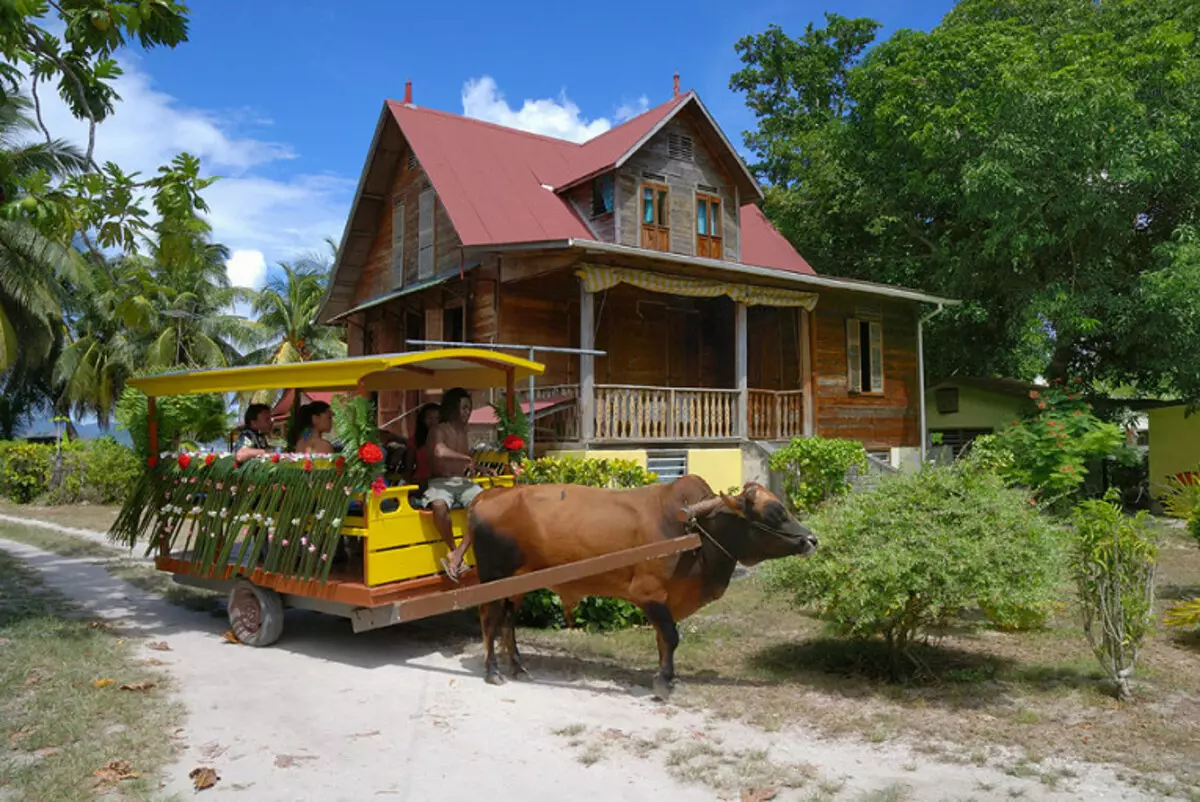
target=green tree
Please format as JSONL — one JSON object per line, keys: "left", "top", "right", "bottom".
{"left": 731, "top": 1, "right": 1200, "bottom": 401}
{"left": 245, "top": 259, "right": 346, "bottom": 366}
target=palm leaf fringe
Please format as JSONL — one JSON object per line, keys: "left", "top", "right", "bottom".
{"left": 108, "top": 454, "right": 373, "bottom": 585}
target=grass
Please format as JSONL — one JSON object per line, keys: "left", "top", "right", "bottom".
{"left": 0, "top": 549, "right": 183, "bottom": 801}
{"left": 0, "top": 501, "right": 121, "bottom": 532}
{"left": 518, "top": 522, "right": 1200, "bottom": 798}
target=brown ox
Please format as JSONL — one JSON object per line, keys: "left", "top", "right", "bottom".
{"left": 466, "top": 475, "right": 817, "bottom": 699}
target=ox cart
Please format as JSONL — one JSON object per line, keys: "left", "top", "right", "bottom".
{"left": 108, "top": 348, "right": 702, "bottom": 646}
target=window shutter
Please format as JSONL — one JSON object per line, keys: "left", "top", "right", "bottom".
{"left": 390, "top": 199, "right": 405, "bottom": 287}
{"left": 418, "top": 187, "right": 435, "bottom": 279}
{"left": 846, "top": 318, "right": 862, "bottom": 393}
{"left": 868, "top": 321, "right": 884, "bottom": 393}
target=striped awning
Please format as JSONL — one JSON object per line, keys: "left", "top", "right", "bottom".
{"left": 576, "top": 264, "right": 818, "bottom": 309}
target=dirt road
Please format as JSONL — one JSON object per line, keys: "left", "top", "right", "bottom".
{"left": 0, "top": 528, "right": 1158, "bottom": 801}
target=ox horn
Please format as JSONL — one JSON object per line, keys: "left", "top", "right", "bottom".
{"left": 676, "top": 495, "right": 727, "bottom": 522}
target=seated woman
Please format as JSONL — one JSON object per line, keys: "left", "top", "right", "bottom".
{"left": 404, "top": 403, "right": 440, "bottom": 486}
{"left": 288, "top": 401, "right": 334, "bottom": 455}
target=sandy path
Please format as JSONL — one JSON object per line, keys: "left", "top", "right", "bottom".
{"left": 0, "top": 526, "right": 1159, "bottom": 802}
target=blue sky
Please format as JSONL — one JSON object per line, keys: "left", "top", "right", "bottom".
{"left": 37, "top": 0, "right": 957, "bottom": 289}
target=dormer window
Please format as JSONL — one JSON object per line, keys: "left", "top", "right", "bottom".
{"left": 591, "top": 174, "right": 614, "bottom": 216}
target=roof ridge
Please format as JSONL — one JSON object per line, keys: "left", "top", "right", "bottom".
{"left": 385, "top": 91, "right": 689, "bottom": 151}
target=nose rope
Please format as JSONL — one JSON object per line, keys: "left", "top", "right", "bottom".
{"left": 688, "top": 518, "right": 736, "bottom": 561}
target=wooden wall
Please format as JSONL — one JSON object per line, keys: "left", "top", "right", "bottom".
{"left": 811, "top": 292, "right": 920, "bottom": 449}
{"left": 562, "top": 178, "right": 615, "bottom": 242}
{"left": 352, "top": 146, "right": 463, "bottom": 307}
{"left": 616, "top": 110, "right": 740, "bottom": 262}
{"left": 495, "top": 269, "right": 580, "bottom": 386}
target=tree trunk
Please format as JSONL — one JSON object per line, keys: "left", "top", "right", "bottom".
{"left": 1045, "top": 338, "right": 1074, "bottom": 383}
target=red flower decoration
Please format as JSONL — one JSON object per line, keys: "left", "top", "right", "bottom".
{"left": 334, "top": 457, "right": 346, "bottom": 473}
{"left": 502, "top": 434, "right": 525, "bottom": 452}
{"left": 270, "top": 453, "right": 281, "bottom": 464}
{"left": 358, "top": 443, "right": 384, "bottom": 464}
{"left": 147, "top": 455, "right": 159, "bottom": 469}
{"left": 205, "top": 453, "right": 216, "bottom": 466}
{"left": 371, "top": 476, "right": 387, "bottom": 497}
{"left": 303, "top": 459, "right": 314, "bottom": 473}
{"left": 177, "top": 454, "right": 192, "bottom": 470}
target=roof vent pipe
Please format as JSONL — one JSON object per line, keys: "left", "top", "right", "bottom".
{"left": 403, "top": 79, "right": 413, "bottom": 105}
{"left": 673, "top": 72, "right": 680, "bottom": 97}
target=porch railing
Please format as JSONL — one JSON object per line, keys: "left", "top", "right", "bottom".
{"left": 594, "top": 385, "right": 741, "bottom": 441}
{"left": 515, "top": 384, "right": 580, "bottom": 442}
{"left": 748, "top": 389, "right": 806, "bottom": 441}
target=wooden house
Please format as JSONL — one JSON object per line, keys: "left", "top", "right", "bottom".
{"left": 317, "top": 78, "right": 955, "bottom": 487}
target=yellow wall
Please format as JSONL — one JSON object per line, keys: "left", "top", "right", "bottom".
{"left": 1148, "top": 405, "right": 1200, "bottom": 493}
{"left": 925, "top": 385, "right": 1029, "bottom": 432}
{"left": 685, "top": 448, "right": 743, "bottom": 492}
{"left": 543, "top": 447, "right": 743, "bottom": 490}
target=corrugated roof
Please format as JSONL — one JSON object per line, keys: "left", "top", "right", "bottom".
{"left": 740, "top": 205, "right": 816, "bottom": 276}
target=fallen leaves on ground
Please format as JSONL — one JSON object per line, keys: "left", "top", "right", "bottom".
{"left": 92, "top": 678, "right": 115, "bottom": 688}
{"left": 220, "top": 630, "right": 239, "bottom": 644}
{"left": 94, "top": 759, "right": 140, "bottom": 787}
{"left": 23, "top": 672, "right": 44, "bottom": 686}
{"left": 741, "top": 788, "right": 778, "bottom": 802}
{"left": 88, "top": 620, "right": 112, "bottom": 630}
{"left": 140, "top": 657, "right": 168, "bottom": 666}
{"left": 119, "top": 681, "right": 156, "bottom": 691}
{"left": 189, "top": 766, "right": 220, "bottom": 790}
{"left": 147, "top": 641, "right": 171, "bottom": 651}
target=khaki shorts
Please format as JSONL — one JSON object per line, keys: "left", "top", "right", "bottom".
{"left": 420, "top": 476, "right": 482, "bottom": 509}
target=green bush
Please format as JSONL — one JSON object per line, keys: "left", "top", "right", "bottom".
{"left": 1070, "top": 491, "right": 1159, "bottom": 701}
{"left": 767, "top": 436, "right": 869, "bottom": 515}
{"left": 760, "top": 463, "right": 1063, "bottom": 673}
{"left": 1, "top": 443, "right": 52, "bottom": 503}
{"left": 1190, "top": 511, "right": 1200, "bottom": 549}
{"left": 513, "top": 454, "right": 658, "bottom": 632}
{"left": 981, "top": 381, "right": 1124, "bottom": 508}
{"left": 83, "top": 438, "right": 142, "bottom": 504}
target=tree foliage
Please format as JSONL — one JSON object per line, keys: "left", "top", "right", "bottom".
{"left": 732, "top": 1, "right": 1200, "bottom": 401}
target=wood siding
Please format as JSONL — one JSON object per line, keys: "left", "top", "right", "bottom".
{"left": 563, "top": 179, "right": 615, "bottom": 242}
{"left": 812, "top": 292, "right": 920, "bottom": 449}
{"left": 616, "top": 112, "right": 740, "bottom": 262}
{"left": 353, "top": 147, "right": 463, "bottom": 306}
{"left": 495, "top": 268, "right": 580, "bottom": 387}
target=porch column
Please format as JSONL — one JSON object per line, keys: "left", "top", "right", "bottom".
{"left": 800, "top": 308, "right": 814, "bottom": 437}
{"left": 579, "top": 282, "right": 596, "bottom": 443}
{"left": 735, "top": 302, "right": 748, "bottom": 440}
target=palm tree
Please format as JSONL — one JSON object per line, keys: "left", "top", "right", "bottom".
{"left": 243, "top": 259, "right": 346, "bottom": 366}
{"left": 0, "top": 94, "right": 88, "bottom": 374}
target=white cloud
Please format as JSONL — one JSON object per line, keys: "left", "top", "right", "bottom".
{"left": 461, "top": 76, "right": 614, "bottom": 143}
{"left": 18, "top": 53, "right": 350, "bottom": 283}
{"left": 226, "top": 249, "right": 268, "bottom": 289}
{"left": 615, "top": 95, "right": 650, "bottom": 122}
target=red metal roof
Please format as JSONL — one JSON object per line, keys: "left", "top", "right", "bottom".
{"left": 383, "top": 92, "right": 815, "bottom": 272}
{"left": 740, "top": 205, "right": 816, "bottom": 275}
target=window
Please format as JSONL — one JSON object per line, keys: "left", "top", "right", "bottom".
{"left": 591, "top": 174, "right": 614, "bottom": 216}
{"left": 935, "top": 387, "right": 959, "bottom": 414}
{"left": 390, "top": 198, "right": 405, "bottom": 287}
{"left": 443, "top": 305, "right": 464, "bottom": 342}
{"left": 845, "top": 317, "right": 884, "bottom": 394}
{"left": 695, "top": 192, "right": 722, "bottom": 259}
{"left": 418, "top": 187, "right": 435, "bottom": 279}
{"left": 640, "top": 182, "right": 669, "bottom": 252}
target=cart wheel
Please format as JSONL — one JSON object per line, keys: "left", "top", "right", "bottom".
{"left": 228, "top": 579, "right": 284, "bottom": 647}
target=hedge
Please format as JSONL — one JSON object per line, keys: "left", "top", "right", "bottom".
{"left": 0, "top": 438, "right": 141, "bottom": 506}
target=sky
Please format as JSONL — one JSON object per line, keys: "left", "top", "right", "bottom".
{"left": 32, "top": 0, "right": 957, "bottom": 292}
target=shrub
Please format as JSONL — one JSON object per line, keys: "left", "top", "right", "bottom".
{"left": 1160, "top": 471, "right": 1200, "bottom": 521}
{"left": 983, "top": 382, "right": 1124, "bottom": 508}
{"left": 513, "top": 454, "right": 657, "bottom": 631}
{"left": 1, "top": 443, "right": 52, "bottom": 503}
{"left": 760, "top": 463, "right": 1063, "bottom": 674}
{"left": 115, "top": 387, "right": 229, "bottom": 458}
{"left": 1069, "top": 491, "right": 1159, "bottom": 701}
{"left": 767, "top": 436, "right": 869, "bottom": 515}
{"left": 82, "top": 438, "right": 142, "bottom": 504}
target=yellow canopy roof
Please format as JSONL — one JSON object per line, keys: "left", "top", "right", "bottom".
{"left": 127, "top": 348, "right": 546, "bottom": 397}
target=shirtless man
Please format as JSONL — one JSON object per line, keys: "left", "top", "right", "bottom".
{"left": 421, "top": 387, "right": 493, "bottom": 581}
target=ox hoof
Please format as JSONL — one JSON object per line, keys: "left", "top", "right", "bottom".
{"left": 485, "top": 671, "right": 507, "bottom": 686}
{"left": 511, "top": 665, "right": 533, "bottom": 682}
{"left": 651, "top": 676, "right": 674, "bottom": 702}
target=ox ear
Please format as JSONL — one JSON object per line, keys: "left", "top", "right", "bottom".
{"left": 720, "top": 492, "right": 746, "bottom": 515}
{"left": 741, "top": 483, "right": 758, "bottom": 504}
